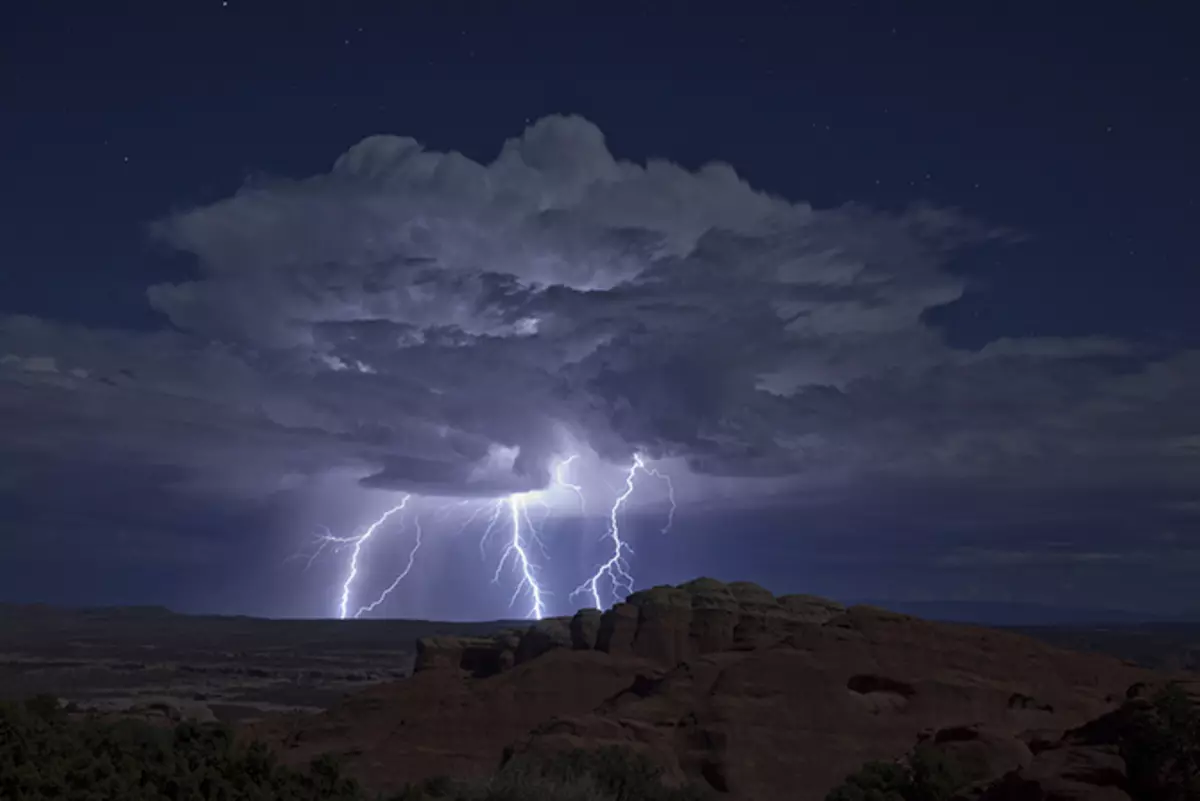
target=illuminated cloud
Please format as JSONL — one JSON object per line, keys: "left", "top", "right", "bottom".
{"left": 1, "top": 115, "right": 1198, "bottom": 513}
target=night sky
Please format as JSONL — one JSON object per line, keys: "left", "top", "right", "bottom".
{"left": 3, "top": 3, "right": 1198, "bottom": 622}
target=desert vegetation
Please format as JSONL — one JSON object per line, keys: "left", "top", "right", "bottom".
{"left": 824, "top": 682, "right": 1200, "bottom": 801}
{"left": 4, "top": 681, "right": 1198, "bottom": 800}
{"left": 0, "top": 695, "right": 708, "bottom": 801}
{"left": 1115, "top": 684, "right": 1200, "bottom": 800}
{"left": 823, "top": 746, "right": 969, "bottom": 801}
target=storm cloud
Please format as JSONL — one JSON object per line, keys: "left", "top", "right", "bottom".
{"left": 2, "top": 115, "right": 1198, "bottom": 511}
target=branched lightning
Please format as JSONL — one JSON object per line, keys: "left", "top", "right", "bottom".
{"left": 333, "top": 495, "right": 411, "bottom": 620}
{"left": 352, "top": 511, "right": 423, "bottom": 618}
{"left": 554, "top": 454, "right": 587, "bottom": 515}
{"left": 286, "top": 525, "right": 339, "bottom": 572}
{"left": 491, "top": 494, "right": 547, "bottom": 620}
{"left": 571, "top": 454, "right": 676, "bottom": 610}
{"left": 300, "top": 453, "right": 674, "bottom": 621}
{"left": 478, "top": 500, "right": 506, "bottom": 560}
{"left": 474, "top": 455, "right": 590, "bottom": 620}
{"left": 642, "top": 462, "right": 677, "bottom": 534}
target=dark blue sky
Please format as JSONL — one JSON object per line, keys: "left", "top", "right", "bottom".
{"left": 7, "top": 3, "right": 1196, "bottom": 341}
{"left": 2, "top": 3, "right": 1198, "bottom": 621}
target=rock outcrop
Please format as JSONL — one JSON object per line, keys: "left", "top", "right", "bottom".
{"left": 974, "top": 744, "right": 1132, "bottom": 800}
{"left": 570, "top": 608, "right": 601, "bottom": 650}
{"left": 251, "top": 579, "right": 1168, "bottom": 801}
{"left": 413, "top": 578, "right": 848, "bottom": 678}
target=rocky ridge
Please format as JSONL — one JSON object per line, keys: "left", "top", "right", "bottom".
{"left": 413, "top": 578, "right": 849, "bottom": 676}
{"left": 250, "top": 578, "right": 1168, "bottom": 801}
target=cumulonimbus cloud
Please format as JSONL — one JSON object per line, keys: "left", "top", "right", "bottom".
{"left": 1, "top": 115, "right": 1198, "bottom": 505}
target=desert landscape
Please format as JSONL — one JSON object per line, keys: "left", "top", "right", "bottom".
{"left": 4, "top": 580, "right": 1198, "bottom": 800}
{"left": 0, "top": 602, "right": 516, "bottom": 725}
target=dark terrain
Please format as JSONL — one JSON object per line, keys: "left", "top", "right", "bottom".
{"left": 1009, "top": 623, "right": 1200, "bottom": 672}
{"left": 2, "top": 593, "right": 1199, "bottom": 800}
{"left": 0, "top": 603, "right": 515, "bottom": 724}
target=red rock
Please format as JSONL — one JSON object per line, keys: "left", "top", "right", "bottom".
{"left": 570, "top": 608, "right": 602, "bottom": 650}
{"left": 595, "top": 602, "right": 638, "bottom": 655}
{"left": 248, "top": 581, "right": 1161, "bottom": 801}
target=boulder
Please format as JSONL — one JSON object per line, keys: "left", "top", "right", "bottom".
{"left": 570, "top": 608, "right": 602, "bottom": 650}
{"left": 977, "top": 745, "right": 1131, "bottom": 800}
{"left": 728, "top": 581, "right": 788, "bottom": 646}
{"left": 515, "top": 617, "right": 573, "bottom": 665}
{"left": 924, "top": 725, "right": 1033, "bottom": 786}
{"left": 596, "top": 602, "right": 638, "bottom": 655}
{"left": 627, "top": 585, "right": 694, "bottom": 665}
{"left": 414, "top": 635, "right": 512, "bottom": 677}
{"left": 680, "top": 577, "right": 740, "bottom": 653}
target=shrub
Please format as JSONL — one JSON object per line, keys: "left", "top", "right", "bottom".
{"left": 1121, "top": 684, "right": 1200, "bottom": 801}
{"left": 0, "top": 697, "right": 371, "bottom": 801}
{"left": 390, "top": 746, "right": 710, "bottom": 801}
{"left": 825, "top": 746, "right": 967, "bottom": 801}
{"left": 0, "top": 697, "right": 709, "bottom": 801}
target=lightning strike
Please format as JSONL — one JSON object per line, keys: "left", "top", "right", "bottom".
{"left": 478, "top": 499, "right": 506, "bottom": 560}
{"left": 352, "top": 512, "right": 423, "bottom": 618}
{"left": 554, "top": 454, "right": 587, "bottom": 515}
{"left": 303, "top": 451, "right": 673, "bottom": 621}
{"left": 334, "top": 495, "right": 410, "bottom": 620}
{"left": 572, "top": 454, "right": 676, "bottom": 611}
{"left": 642, "top": 462, "right": 677, "bottom": 534}
{"left": 492, "top": 494, "right": 547, "bottom": 620}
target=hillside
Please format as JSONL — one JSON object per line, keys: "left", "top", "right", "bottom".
{"left": 246, "top": 579, "right": 1180, "bottom": 800}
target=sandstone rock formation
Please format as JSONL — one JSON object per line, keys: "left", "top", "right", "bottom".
{"left": 249, "top": 578, "right": 1168, "bottom": 801}
{"left": 973, "top": 744, "right": 1132, "bottom": 801}
{"left": 411, "top": 577, "right": 849, "bottom": 678}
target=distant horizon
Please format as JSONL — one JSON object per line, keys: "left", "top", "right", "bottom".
{"left": 7, "top": 594, "right": 1199, "bottom": 629}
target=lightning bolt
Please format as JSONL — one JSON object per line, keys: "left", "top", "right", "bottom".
{"left": 333, "top": 495, "right": 411, "bottom": 620}
{"left": 554, "top": 454, "right": 587, "bottom": 515}
{"left": 478, "top": 499, "right": 506, "bottom": 560}
{"left": 571, "top": 454, "right": 675, "bottom": 610}
{"left": 299, "top": 452, "right": 671, "bottom": 621}
{"left": 642, "top": 462, "right": 677, "bottom": 535}
{"left": 352, "top": 511, "right": 423, "bottom": 618}
{"left": 491, "top": 494, "right": 547, "bottom": 620}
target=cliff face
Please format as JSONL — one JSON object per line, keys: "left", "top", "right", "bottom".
{"left": 251, "top": 579, "right": 1163, "bottom": 801}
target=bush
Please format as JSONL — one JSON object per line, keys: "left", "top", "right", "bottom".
{"left": 0, "top": 697, "right": 708, "bottom": 801}
{"left": 0, "top": 697, "right": 371, "bottom": 801}
{"left": 1121, "top": 684, "right": 1200, "bottom": 801}
{"left": 825, "top": 746, "right": 967, "bottom": 801}
{"left": 391, "top": 746, "right": 710, "bottom": 801}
